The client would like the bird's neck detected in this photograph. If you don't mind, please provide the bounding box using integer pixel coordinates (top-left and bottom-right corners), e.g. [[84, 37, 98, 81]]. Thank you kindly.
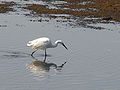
[[52, 43, 58, 48], [51, 41, 59, 48]]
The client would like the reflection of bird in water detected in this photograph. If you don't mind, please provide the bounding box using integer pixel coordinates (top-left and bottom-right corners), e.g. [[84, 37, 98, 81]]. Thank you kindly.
[[27, 58, 66, 77], [27, 37, 68, 61]]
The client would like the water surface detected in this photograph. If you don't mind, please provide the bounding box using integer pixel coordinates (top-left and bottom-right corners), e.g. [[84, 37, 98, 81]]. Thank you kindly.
[[0, 0, 120, 90]]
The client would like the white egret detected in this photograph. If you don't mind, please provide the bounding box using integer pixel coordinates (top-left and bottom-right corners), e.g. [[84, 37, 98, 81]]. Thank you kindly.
[[27, 37, 68, 60]]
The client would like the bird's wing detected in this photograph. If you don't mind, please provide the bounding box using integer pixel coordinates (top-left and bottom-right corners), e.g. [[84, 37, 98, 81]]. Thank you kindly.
[[42, 39, 50, 46], [32, 38, 50, 50]]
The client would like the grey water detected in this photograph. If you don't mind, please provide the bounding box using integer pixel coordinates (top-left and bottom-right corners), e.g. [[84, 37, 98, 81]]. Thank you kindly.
[[0, 0, 120, 90]]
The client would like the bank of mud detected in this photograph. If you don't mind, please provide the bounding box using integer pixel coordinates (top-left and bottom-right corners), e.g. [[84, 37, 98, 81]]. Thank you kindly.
[[0, 0, 119, 29], [25, 0, 120, 22], [0, 1, 15, 13]]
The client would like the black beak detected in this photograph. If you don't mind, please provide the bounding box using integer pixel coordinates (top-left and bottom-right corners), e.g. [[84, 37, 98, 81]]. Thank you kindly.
[[62, 43, 68, 50]]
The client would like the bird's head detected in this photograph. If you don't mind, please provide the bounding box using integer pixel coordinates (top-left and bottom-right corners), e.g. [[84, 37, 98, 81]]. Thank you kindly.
[[27, 41, 32, 47], [55, 40, 68, 50]]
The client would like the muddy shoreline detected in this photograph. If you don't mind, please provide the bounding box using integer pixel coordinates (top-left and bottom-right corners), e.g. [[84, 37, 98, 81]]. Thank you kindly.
[[0, 0, 120, 22], [26, 0, 120, 21], [0, 0, 120, 30], [0, 1, 17, 13]]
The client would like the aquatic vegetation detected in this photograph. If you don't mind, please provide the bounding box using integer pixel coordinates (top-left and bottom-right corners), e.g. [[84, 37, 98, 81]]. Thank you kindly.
[[0, 0, 119, 21], [0, 4, 12, 13], [64, 0, 120, 21], [26, 0, 120, 21], [0, 2, 15, 13], [26, 4, 67, 14]]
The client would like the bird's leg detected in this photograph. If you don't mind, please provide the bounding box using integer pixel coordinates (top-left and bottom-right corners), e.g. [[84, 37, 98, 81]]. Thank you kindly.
[[44, 49, 47, 62], [31, 50, 37, 57]]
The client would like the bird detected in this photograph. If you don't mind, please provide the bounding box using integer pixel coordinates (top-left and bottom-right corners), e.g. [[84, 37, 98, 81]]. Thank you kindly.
[[27, 37, 68, 61]]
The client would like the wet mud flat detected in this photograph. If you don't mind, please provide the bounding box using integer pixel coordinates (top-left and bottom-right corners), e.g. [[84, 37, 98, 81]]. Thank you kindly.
[[0, 1, 15, 13], [0, 0, 120, 20], [26, 0, 120, 21], [25, 0, 120, 21], [23, 0, 120, 29], [0, 0, 120, 29]]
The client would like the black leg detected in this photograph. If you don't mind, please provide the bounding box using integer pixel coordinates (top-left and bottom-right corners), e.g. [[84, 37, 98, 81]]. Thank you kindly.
[[44, 49, 47, 62]]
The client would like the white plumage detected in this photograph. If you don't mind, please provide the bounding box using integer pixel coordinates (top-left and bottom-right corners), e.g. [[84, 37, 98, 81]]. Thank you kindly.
[[27, 37, 50, 50], [27, 37, 68, 61]]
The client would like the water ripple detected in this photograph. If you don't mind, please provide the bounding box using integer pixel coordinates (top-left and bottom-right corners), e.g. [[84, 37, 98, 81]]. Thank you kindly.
[[0, 50, 29, 59]]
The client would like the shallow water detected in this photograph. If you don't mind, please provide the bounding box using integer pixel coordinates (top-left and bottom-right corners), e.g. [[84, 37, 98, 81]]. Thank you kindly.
[[0, 0, 120, 90]]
